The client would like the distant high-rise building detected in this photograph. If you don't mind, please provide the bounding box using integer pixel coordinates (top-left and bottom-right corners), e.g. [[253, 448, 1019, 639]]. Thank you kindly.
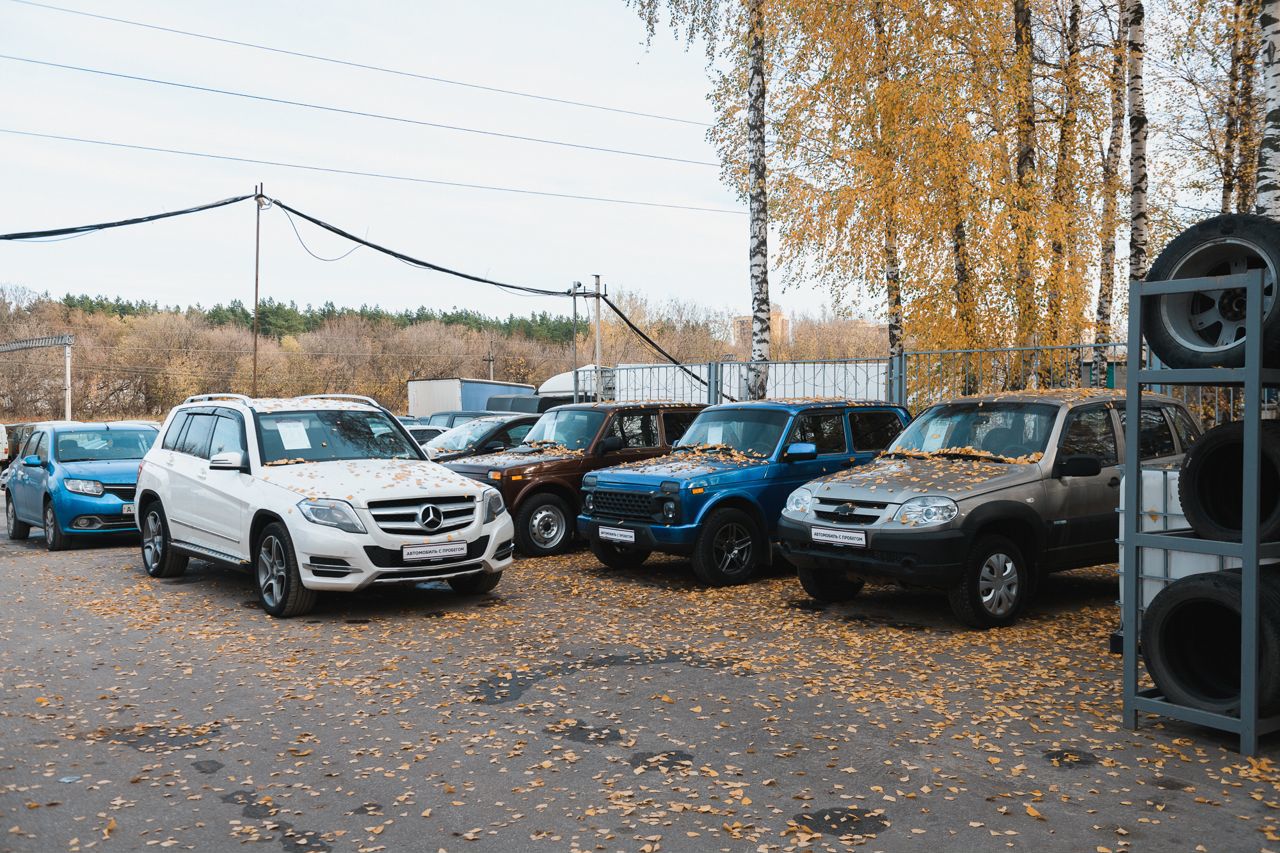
[[733, 304, 790, 349]]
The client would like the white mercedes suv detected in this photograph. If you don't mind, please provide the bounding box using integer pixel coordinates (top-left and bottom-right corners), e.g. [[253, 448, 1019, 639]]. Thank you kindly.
[[135, 394, 514, 617]]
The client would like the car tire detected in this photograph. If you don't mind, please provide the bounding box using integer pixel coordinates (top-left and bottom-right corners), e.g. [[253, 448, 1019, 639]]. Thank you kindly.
[[590, 538, 651, 570], [448, 571, 502, 594], [514, 493, 573, 557], [797, 565, 865, 603], [691, 507, 763, 586], [948, 535, 1029, 629], [43, 500, 70, 552], [140, 502, 188, 578], [1178, 420, 1280, 542], [1140, 569, 1280, 716], [256, 522, 316, 618], [6, 498, 30, 540], [1141, 214, 1280, 369]]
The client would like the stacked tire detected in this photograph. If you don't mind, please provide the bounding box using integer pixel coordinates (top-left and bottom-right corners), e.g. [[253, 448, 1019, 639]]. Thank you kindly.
[[1139, 214, 1280, 715]]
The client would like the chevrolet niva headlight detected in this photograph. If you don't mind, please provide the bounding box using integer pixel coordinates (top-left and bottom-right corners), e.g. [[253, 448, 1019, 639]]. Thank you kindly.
[[483, 488, 505, 523], [64, 479, 104, 496], [785, 487, 813, 514], [297, 498, 366, 534], [894, 496, 959, 526]]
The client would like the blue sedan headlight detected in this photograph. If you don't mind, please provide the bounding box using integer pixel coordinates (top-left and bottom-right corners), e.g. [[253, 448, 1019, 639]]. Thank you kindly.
[[64, 479, 104, 496]]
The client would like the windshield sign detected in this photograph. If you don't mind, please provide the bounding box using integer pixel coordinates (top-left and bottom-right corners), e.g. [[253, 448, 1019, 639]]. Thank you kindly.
[[890, 401, 1058, 461], [55, 428, 157, 462], [523, 409, 605, 451], [257, 410, 419, 465], [675, 408, 790, 457]]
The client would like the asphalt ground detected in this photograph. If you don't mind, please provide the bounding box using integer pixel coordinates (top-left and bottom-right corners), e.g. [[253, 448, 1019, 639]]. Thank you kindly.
[[2, 493, 1279, 852]]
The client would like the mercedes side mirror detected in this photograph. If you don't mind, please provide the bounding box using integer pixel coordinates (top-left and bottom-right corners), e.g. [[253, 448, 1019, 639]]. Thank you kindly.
[[209, 450, 248, 472], [783, 442, 818, 463], [1057, 454, 1103, 478]]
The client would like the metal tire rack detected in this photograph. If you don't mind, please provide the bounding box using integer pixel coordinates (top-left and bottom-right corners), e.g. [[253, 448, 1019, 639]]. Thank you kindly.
[[1122, 268, 1280, 754]]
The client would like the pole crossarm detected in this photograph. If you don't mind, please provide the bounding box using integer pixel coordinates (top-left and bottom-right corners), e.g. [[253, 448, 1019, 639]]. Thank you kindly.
[[0, 334, 74, 353]]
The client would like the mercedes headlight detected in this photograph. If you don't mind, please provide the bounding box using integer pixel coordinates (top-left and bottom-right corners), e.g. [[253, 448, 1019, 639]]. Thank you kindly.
[[483, 488, 505, 523], [894, 496, 959, 526], [297, 498, 366, 533], [785, 487, 813, 514], [65, 479, 104, 496]]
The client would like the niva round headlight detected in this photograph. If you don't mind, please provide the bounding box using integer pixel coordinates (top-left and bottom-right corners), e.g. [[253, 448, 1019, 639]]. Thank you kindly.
[[785, 487, 813, 514], [894, 496, 959, 526]]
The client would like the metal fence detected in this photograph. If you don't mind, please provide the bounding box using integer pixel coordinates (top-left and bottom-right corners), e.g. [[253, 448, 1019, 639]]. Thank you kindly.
[[572, 341, 1276, 427]]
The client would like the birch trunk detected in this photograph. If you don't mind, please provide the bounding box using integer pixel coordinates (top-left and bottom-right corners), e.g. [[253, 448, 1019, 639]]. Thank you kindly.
[[1128, 0, 1150, 284], [885, 218, 905, 360], [1223, 0, 1247, 214], [1013, 0, 1038, 385], [1258, 0, 1280, 216], [1094, 0, 1127, 383], [1047, 0, 1082, 347], [745, 0, 770, 400], [1236, 2, 1262, 213]]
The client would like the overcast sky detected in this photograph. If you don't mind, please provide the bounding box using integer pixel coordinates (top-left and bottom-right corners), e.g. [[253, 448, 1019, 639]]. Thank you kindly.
[[0, 0, 839, 323]]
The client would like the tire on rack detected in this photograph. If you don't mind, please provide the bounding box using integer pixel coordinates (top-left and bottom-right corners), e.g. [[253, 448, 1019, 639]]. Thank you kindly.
[[448, 571, 502, 595], [1141, 214, 1280, 369], [947, 534, 1030, 629], [1140, 569, 1280, 716], [514, 492, 573, 557], [255, 521, 316, 618], [590, 538, 651, 570], [797, 565, 865, 603], [140, 501, 188, 578], [1178, 420, 1280, 542], [690, 507, 764, 586], [6, 497, 31, 540]]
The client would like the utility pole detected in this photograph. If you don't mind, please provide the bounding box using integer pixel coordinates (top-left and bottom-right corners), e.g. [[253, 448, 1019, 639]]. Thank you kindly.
[[485, 340, 495, 381], [252, 183, 270, 397], [63, 341, 71, 421], [593, 274, 603, 401], [571, 281, 581, 403]]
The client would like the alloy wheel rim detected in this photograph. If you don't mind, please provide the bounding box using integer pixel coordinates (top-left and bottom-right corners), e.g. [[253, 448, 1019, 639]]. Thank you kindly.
[[530, 506, 564, 549], [6, 500, 13, 534], [258, 535, 288, 608], [1162, 238, 1278, 354], [44, 505, 54, 545], [978, 552, 1019, 617], [712, 523, 753, 575], [142, 512, 163, 572]]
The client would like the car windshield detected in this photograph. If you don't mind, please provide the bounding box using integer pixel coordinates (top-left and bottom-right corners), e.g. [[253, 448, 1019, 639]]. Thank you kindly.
[[54, 428, 157, 462], [890, 401, 1059, 460], [523, 409, 605, 451], [674, 408, 790, 457], [428, 418, 500, 452], [257, 409, 420, 465]]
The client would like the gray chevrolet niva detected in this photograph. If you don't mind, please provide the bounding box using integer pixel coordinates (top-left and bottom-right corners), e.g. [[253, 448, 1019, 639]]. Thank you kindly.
[[778, 389, 1201, 628]]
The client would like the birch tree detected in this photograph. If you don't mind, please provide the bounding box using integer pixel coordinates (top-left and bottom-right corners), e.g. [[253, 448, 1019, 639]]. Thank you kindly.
[[1259, 0, 1280, 215], [1129, 0, 1151, 282]]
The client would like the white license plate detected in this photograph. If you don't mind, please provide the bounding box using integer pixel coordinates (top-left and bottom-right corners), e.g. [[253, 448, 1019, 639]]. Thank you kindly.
[[122, 504, 135, 515], [812, 527, 866, 547], [599, 526, 635, 544], [402, 541, 467, 562]]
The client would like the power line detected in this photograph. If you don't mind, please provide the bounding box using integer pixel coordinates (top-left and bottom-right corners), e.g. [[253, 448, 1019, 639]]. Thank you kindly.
[[8, 0, 712, 127], [0, 129, 744, 215], [0, 192, 251, 240], [0, 55, 718, 168]]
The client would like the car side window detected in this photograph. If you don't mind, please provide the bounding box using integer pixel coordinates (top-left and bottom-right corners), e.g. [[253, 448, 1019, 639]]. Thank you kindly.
[[1119, 407, 1177, 460], [661, 411, 698, 444], [610, 412, 659, 448], [505, 423, 534, 445], [178, 414, 216, 459], [162, 412, 191, 451], [1059, 405, 1118, 465], [25, 431, 46, 461], [209, 415, 246, 457], [849, 410, 904, 452], [1169, 406, 1200, 451], [788, 412, 847, 454]]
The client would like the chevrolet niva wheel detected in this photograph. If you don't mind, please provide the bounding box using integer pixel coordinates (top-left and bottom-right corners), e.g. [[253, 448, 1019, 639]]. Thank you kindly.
[[948, 535, 1028, 629], [6, 498, 30, 540], [256, 522, 316, 618], [515, 493, 572, 557], [43, 501, 69, 552], [590, 538, 651, 570], [1142, 214, 1280, 369], [448, 571, 502, 594], [797, 565, 865, 603], [691, 507, 763, 586], [140, 502, 188, 578]]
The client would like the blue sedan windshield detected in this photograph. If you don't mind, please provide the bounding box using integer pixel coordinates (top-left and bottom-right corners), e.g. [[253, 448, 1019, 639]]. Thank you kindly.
[[54, 429, 157, 462]]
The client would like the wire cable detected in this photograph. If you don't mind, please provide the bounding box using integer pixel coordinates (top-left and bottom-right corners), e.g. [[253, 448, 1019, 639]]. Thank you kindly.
[[8, 0, 711, 127], [279, 207, 362, 262], [0, 129, 744, 215], [601, 294, 735, 401], [0, 192, 252, 240], [0, 55, 718, 167]]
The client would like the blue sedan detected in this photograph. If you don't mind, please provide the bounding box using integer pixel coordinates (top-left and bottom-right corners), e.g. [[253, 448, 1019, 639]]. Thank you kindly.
[[5, 422, 159, 550]]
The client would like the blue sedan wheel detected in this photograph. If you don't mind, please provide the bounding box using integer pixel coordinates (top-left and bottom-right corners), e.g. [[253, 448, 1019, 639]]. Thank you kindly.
[[6, 498, 31, 540], [43, 501, 69, 551]]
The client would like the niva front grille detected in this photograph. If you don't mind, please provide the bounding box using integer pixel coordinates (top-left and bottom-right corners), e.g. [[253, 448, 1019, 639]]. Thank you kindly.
[[593, 490, 655, 520], [814, 499, 888, 526]]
